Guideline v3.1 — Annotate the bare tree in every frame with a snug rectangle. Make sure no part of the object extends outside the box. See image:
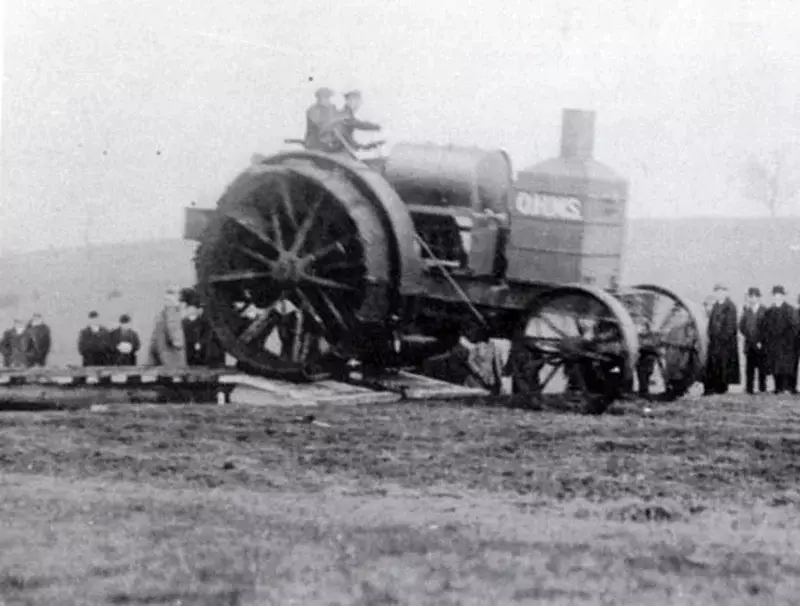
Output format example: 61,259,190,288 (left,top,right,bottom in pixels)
742,148,800,216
